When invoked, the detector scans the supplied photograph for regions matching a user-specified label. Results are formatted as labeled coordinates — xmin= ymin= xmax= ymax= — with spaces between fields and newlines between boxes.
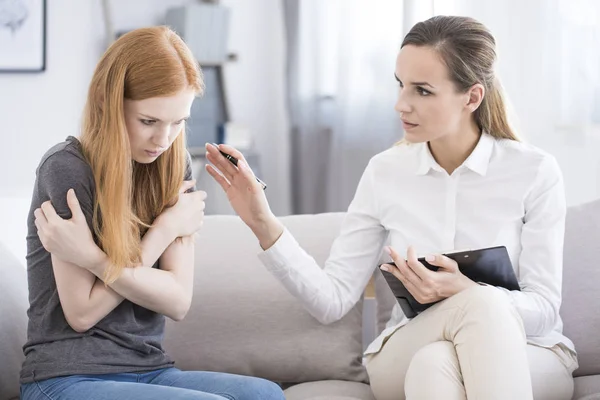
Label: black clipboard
xmin=380 ymin=246 xmax=520 ymax=318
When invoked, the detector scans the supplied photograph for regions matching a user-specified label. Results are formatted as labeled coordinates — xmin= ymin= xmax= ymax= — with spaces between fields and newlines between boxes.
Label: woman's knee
xmin=406 ymin=341 xmax=457 ymax=374
xmin=405 ymin=341 xmax=463 ymax=395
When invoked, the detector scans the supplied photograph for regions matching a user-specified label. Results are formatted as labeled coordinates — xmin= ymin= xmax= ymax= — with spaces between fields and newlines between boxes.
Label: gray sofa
xmin=1 ymin=200 xmax=599 ymax=400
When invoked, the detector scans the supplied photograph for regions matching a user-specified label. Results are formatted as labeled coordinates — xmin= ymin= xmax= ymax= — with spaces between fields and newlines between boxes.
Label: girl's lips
xmin=402 ymin=121 xmax=418 ymax=130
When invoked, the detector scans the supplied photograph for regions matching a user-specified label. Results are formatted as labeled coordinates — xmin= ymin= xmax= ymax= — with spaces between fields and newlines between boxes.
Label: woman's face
xmin=394 ymin=45 xmax=478 ymax=144
xmin=124 ymin=89 xmax=196 ymax=163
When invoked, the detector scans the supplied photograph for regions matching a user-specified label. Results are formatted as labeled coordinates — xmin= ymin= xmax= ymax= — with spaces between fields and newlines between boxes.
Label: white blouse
xmin=258 ymin=133 xmax=575 ymax=355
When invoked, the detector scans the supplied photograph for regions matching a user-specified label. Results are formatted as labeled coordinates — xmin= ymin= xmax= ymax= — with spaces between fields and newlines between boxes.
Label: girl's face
xmin=394 ymin=45 xmax=481 ymax=143
xmin=124 ymin=89 xmax=195 ymax=163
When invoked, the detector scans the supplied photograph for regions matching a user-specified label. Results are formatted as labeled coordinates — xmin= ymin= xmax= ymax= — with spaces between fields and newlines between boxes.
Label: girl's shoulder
xmin=36 ymin=136 xmax=95 ymax=194
xmin=37 ymin=136 xmax=90 ymax=174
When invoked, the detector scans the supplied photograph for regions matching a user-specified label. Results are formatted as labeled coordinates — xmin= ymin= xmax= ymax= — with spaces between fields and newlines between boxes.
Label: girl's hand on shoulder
xmin=35 ymin=189 xmax=103 ymax=270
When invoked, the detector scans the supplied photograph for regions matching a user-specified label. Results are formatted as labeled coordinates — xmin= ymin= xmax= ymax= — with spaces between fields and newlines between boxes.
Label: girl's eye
xmin=174 ymin=119 xmax=185 ymax=126
xmin=140 ymin=119 xmax=156 ymax=126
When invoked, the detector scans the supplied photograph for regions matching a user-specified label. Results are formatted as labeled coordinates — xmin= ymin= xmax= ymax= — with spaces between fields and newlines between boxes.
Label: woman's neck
xmin=428 ymin=120 xmax=482 ymax=175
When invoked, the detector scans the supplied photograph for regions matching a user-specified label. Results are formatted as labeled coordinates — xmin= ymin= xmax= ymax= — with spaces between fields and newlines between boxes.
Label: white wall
xmin=0 ymin=0 xmax=291 ymax=263
xmin=0 ymin=1 xmax=102 ymax=196
xmin=0 ymin=0 xmax=103 ymax=263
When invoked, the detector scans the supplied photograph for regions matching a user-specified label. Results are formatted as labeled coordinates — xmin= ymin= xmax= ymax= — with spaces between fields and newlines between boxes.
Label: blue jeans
xmin=21 ymin=367 xmax=285 ymax=400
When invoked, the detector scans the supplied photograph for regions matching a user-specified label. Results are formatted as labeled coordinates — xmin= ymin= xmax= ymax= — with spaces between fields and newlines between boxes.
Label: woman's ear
xmin=466 ymin=83 xmax=485 ymax=113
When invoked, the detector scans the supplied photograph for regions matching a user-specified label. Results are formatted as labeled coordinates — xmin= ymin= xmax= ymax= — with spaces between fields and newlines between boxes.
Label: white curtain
xmin=556 ymin=0 xmax=600 ymax=128
xmin=284 ymin=0 xmax=429 ymax=213
xmin=324 ymin=0 xmax=407 ymax=211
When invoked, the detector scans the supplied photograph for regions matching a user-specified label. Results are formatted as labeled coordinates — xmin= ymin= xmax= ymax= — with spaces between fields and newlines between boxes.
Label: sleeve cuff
xmin=257 ymin=228 xmax=301 ymax=273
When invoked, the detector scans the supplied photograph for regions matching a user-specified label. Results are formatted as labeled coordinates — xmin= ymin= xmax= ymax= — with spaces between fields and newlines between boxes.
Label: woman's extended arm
xmin=205 ymin=143 xmax=387 ymax=324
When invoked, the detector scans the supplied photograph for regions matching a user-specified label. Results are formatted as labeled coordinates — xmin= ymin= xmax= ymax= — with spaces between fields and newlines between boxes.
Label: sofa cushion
xmin=164 ymin=213 xmax=368 ymax=384
xmin=0 ymin=241 xmax=28 ymax=400
xmin=284 ymin=380 xmax=376 ymax=400
xmin=561 ymin=199 xmax=600 ymax=377
xmin=573 ymin=375 xmax=600 ymax=400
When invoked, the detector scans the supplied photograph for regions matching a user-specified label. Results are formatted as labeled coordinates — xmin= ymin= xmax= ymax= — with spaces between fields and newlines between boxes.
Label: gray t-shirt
xmin=20 ymin=136 xmax=194 ymax=383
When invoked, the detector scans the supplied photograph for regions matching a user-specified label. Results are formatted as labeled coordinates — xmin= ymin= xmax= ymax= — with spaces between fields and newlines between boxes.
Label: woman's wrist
xmin=249 ymin=214 xmax=284 ymax=250
xmin=456 ymin=275 xmax=478 ymax=295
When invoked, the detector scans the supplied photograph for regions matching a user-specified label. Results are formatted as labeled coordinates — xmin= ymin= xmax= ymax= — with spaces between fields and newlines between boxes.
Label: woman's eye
xmin=417 ymin=87 xmax=431 ymax=96
xmin=140 ymin=119 xmax=156 ymax=126
xmin=174 ymin=119 xmax=185 ymax=126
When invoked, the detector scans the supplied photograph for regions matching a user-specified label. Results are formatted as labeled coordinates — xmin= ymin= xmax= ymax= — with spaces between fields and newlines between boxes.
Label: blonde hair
xmin=80 ymin=26 xmax=204 ymax=283
xmin=397 ymin=16 xmax=519 ymax=144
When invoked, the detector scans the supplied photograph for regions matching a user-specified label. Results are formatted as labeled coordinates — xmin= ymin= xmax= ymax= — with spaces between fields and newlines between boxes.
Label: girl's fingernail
xmin=426 ymin=255 xmax=435 ymax=262
xmin=380 ymin=265 xmax=388 ymax=272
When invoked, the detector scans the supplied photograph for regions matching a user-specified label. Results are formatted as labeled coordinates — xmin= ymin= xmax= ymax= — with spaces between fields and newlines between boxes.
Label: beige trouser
xmin=366 ymin=285 xmax=575 ymax=400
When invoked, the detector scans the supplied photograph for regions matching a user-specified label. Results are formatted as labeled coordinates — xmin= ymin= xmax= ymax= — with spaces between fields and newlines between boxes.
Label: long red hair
xmin=79 ymin=26 xmax=203 ymax=283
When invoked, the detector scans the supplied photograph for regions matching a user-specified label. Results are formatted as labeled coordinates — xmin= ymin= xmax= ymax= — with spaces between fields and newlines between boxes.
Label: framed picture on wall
xmin=0 ymin=0 xmax=46 ymax=73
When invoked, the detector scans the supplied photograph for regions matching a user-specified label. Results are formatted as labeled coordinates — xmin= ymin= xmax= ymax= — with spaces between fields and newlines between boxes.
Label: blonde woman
xmin=20 ymin=27 xmax=284 ymax=400
xmin=206 ymin=16 xmax=578 ymax=400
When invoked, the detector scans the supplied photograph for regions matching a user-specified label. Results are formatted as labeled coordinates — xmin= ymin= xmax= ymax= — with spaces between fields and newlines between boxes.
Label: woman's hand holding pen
xmin=204 ymin=143 xmax=284 ymax=250
xmin=381 ymin=245 xmax=477 ymax=303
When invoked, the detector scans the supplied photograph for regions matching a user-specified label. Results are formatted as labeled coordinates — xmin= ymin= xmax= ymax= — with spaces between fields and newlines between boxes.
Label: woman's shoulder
xmin=494 ymin=137 xmax=559 ymax=173
xmin=36 ymin=136 xmax=93 ymax=186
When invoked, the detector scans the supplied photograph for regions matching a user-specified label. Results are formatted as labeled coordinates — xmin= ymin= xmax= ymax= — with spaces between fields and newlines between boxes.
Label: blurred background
xmin=1 ymin=0 xmax=599 ymax=263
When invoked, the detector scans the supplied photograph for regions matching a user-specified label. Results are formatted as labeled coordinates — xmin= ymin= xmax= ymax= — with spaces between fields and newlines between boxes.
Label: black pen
xmin=212 ymin=144 xmax=267 ymax=190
